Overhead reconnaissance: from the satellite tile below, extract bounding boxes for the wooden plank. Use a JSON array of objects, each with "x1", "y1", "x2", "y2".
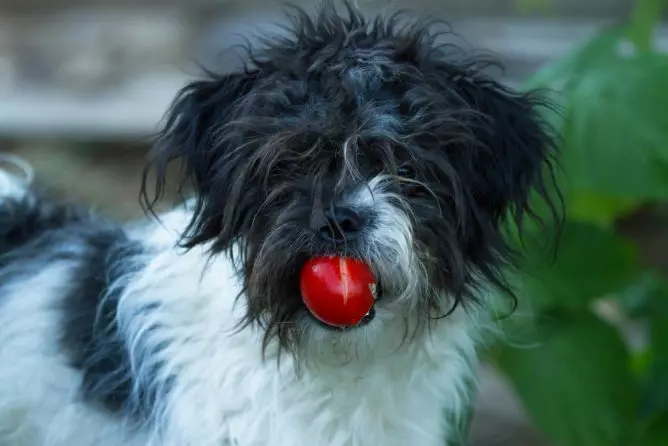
[
  {"x1": 0, "y1": 0, "x2": 636, "y2": 18},
  {"x1": 1, "y1": 17, "x2": 666, "y2": 141}
]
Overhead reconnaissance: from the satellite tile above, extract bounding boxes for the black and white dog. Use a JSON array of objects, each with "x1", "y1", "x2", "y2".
[{"x1": 0, "y1": 4, "x2": 559, "y2": 446}]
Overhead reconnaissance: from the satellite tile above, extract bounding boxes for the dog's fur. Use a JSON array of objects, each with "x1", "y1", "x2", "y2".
[{"x1": 0, "y1": 4, "x2": 559, "y2": 446}]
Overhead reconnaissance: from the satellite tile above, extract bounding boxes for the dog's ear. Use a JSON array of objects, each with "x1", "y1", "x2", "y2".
[
  {"x1": 141, "y1": 70, "x2": 258, "y2": 247},
  {"x1": 449, "y1": 75, "x2": 561, "y2": 228}
]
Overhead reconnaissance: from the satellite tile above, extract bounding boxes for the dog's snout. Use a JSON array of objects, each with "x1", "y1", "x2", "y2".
[{"x1": 318, "y1": 206, "x2": 365, "y2": 241}]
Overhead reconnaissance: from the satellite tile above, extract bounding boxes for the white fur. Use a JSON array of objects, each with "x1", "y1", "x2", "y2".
[
  {"x1": 349, "y1": 174, "x2": 429, "y2": 306},
  {"x1": 0, "y1": 168, "x2": 484, "y2": 446}
]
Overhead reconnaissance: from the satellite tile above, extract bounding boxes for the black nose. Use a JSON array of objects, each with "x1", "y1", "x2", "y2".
[{"x1": 317, "y1": 206, "x2": 365, "y2": 241}]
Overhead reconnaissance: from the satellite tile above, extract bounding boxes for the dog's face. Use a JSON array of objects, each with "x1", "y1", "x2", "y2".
[{"x1": 144, "y1": 5, "x2": 559, "y2": 355}]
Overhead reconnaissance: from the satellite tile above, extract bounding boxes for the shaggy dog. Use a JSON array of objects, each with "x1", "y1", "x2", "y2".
[{"x1": 0, "y1": 4, "x2": 559, "y2": 446}]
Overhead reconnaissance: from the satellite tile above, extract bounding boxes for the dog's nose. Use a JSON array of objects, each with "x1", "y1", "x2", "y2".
[{"x1": 317, "y1": 206, "x2": 365, "y2": 241}]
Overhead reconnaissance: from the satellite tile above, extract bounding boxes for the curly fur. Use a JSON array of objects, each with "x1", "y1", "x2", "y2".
[
  {"x1": 142, "y1": 3, "x2": 560, "y2": 351},
  {"x1": 0, "y1": 3, "x2": 560, "y2": 446}
]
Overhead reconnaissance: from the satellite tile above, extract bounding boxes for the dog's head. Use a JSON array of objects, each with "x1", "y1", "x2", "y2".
[{"x1": 143, "y1": 3, "x2": 561, "y2": 357}]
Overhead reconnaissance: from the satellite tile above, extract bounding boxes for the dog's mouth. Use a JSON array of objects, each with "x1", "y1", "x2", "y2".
[
  {"x1": 306, "y1": 278, "x2": 384, "y2": 332},
  {"x1": 280, "y1": 252, "x2": 388, "y2": 332}
]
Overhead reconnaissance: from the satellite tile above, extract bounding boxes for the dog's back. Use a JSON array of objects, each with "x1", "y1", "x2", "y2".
[{"x1": 0, "y1": 164, "x2": 147, "y2": 446}]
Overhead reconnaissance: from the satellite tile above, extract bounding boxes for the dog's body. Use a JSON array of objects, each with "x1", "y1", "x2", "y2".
[
  {"x1": 0, "y1": 4, "x2": 559, "y2": 446},
  {"x1": 0, "y1": 182, "x2": 478, "y2": 446}
]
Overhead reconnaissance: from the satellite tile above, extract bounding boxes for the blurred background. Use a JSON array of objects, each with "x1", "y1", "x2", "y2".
[{"x1": 1, "y1": 1, "x2": 667, "y2": 445}]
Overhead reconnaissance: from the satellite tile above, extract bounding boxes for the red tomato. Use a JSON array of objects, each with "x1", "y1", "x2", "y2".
[{"x1": 300, "y1": 257, "x2": 376, "y2": 327}]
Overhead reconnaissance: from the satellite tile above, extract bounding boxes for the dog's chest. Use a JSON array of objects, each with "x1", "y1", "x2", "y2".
[
  {"x1": 160, "y1": 325, "x2": 474, "y2": 446},
  {"x1": 134, "y1": 222, "x2": 478, "y2": 446},
  {"x1": 217, "y1": 360, "x2": 452, "y2": 445}
]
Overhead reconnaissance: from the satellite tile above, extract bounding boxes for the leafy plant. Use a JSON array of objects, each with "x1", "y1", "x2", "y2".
[{"x1": 487, "y1": 0, "x2": 668, "y2": 445}]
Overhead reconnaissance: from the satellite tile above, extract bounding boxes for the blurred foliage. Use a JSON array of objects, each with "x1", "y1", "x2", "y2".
[{"x1": 488, "y1": 0, "x2": 668, "y2": 445}]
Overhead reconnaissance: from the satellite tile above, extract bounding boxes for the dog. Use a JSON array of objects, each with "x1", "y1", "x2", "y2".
[{"x1": 0, "y1": 3, "x2": 560, "y2": 446}]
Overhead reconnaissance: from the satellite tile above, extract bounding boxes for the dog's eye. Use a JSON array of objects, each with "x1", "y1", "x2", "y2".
[
  {"x1": 397, "y1": 165, "x2": 415, "y2": 178},
  {"x1": 396, "y1": 166, "x2": 430, "y2": 199},
  {"x1": 402, "y1": 183, "x2": 430, "y2": 199}
]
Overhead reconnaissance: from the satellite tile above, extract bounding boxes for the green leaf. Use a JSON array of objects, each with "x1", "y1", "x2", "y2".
[
  {"x1": 526, "y1": 27, "x2": 668, "y2": 206},
  {"x1": 567, "y1": 189, "x2": 640, "y2": 227},
  {"x1": 495, "y1": 311, "x2": 637, "y2": 446},
  {"x1": 523, "y1": 29, "x2": 627, "y2": 91},
  {"x1": 627, "y1": 0, "x2": 668, "y2": 51},
  {"x1": 631, "y1": 348, "x2": 653, "y2": 379},
  {"x1": 563, "y1": 48, "x2": 668, "y2": 200},
  {"x1": 614, "y1": 277, "x2": 668, "y2": 445},
  {"x1": 524, "y1": 151, "x2": 640, "y2": 228},
  {"x1": 641, "y1": 285, "x2": 668, "y2": 417},
  {"x1": 519, "y1": 221, "x2": 639, "y2": 310},
  {"x1": 635, "y1": 413, "x2": 668, "y2": 446}
]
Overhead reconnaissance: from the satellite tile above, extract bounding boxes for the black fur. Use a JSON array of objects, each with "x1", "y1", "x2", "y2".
[
  {"x1": 0, "y1": 196, "x2": 91, "y2": 267},
  {"x1": 0, "y1": 195, "x2": 145, "y2": 417},
  {"x1": 143, "y1": 2, "x2": 562, "y2": 351},
  {"x1": 62, "y1": 227, "x2": 145, "y2": 416}
]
